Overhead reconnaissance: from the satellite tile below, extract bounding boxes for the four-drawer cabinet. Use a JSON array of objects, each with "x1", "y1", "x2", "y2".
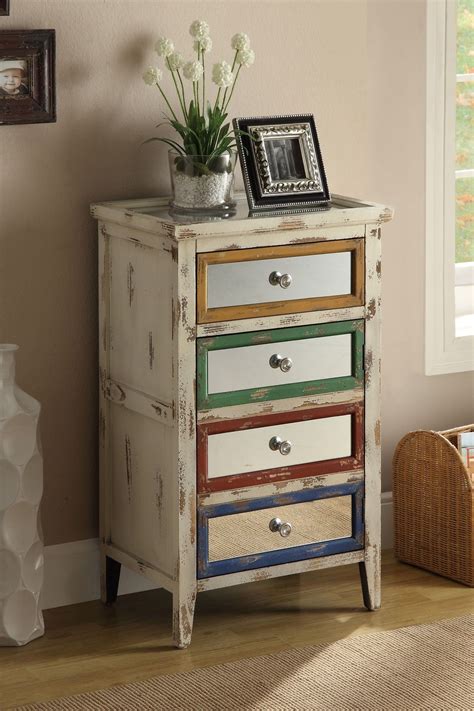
[{"x1": 91, "y1": 194, "x2": 393, "y2": 648}]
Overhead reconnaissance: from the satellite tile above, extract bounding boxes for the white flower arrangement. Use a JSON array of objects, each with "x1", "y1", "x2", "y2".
[
  {"x1": 212, "y1": 61, "x2": 233, "y2": 88},
  {"x1": 231, "y1": 33, "x2": 250, "y2": 51},
  {"x1": 189, "y1": 20, "x2": 210, "y2": 41},
  {"x1": 142, "y1": 19, "x2": 255, "y2": 172},
  {"x1": 142, "y1": 66, "x2": 162, "y2": 85},
  {"x1": 236, "y1": 48, "x2": 255, "y2": 68},
  {"x1": 167, "y1": 52, "x2": 184, "y2": 71},
  {"x1": 155, "y1": 37, "x2": 174, "y2": 58},
  {"x1": 183, "y1": 60, "x2": 204, "y2": 82},
  {"x1": 194, "y1": 36, "x2": 212, "y2": 53}
]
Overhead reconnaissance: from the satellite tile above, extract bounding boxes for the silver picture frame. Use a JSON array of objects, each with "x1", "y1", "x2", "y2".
[{"x1": 233, "y1": 114, "x2": 330, "y2": 212}]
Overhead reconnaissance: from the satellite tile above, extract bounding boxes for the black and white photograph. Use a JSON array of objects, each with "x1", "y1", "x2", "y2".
[
  {"x1": 234, "y1": 114, "x2": 330, "y2": 211},
  {"x1": 264, "y1": 137, "x2": 307, "y2": 182},
  {"x1": 0, "y1": 59, "x2": 29, "y2": 97}
]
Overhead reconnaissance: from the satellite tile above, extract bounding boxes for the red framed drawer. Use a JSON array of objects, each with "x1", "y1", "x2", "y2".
[{"x1": 197, "y1": 402, "x2": 364, "y2": 494}]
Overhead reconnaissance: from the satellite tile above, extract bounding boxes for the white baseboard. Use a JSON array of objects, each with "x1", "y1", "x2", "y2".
[
  {"x1": 381, "y1": 490, "x2": 393, "y2": 550},
  {"x1": 42, "y1": 539, "x2": 157, "y2": 610},
  {"x1": 43, "y1": 492, "x2": 394, "y2": 610}
]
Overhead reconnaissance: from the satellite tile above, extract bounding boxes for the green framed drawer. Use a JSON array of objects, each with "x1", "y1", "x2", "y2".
[{"x1": 197, "y1": 320, "x2": 364, "y2": 410}]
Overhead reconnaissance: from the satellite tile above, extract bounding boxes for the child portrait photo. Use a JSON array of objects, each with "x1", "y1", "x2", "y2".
[
  {"x1": 0, "y1": 59, "x2": 29, "y2": 97},
  {"x1": 0, "y1": 29, "x2": 55, "y2": 124}
]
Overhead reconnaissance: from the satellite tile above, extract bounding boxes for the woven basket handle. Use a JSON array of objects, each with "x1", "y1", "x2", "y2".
[{"x1": 439, "y1": 424, "x2": 474, "y2": 437}]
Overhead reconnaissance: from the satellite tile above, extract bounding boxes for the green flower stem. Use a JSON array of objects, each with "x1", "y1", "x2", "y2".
[
  {"x1": 166, "y1": 57, "x2": 187, "y2": 121},
  {"x1": 213, "y1": 87, "x2": 221, "y2": 113},
  {"x1": 223, "y1": 63, "x2": 242, "y2": 113},
  {"x1": 221, "y1": 50, "x2": 238, "y2": 110},
  {"x1": 195, "y1": 47, "x2": 200, "y2": 115},
  {"x1": 202, "y1": 51, "x2": 206, "y2": 115},
  {"x1": 176, "y1": 69, "x2": 188, "y2": 121},
  {"x1": 155, "y1": 81, "x2": 178, "y2": 122}
]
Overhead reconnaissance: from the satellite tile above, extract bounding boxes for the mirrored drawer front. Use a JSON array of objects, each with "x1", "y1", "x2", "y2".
[
  {"x1": 197, "y1": 240, "x2": 365, "y2": 324},
  {"x1": 197, "y1": 320, "x2": 364, "y2": 410},
  {"x1": 197, "y1": 402, "x2": 364, "y2": 493},
  {"x1": 197, "y1": 482, "x2": 364, "y2": 578}
]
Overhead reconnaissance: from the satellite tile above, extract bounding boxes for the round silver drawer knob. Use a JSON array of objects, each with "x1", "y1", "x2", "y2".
[
  {"x1": 269, "y1": 517, "x2": 292, "y2": 537},
  {"x1": 269, "y1": 436, "x2": 292, "y2": 455},
  {"x1": 269, "y1": 271, "x2": 292, "y2": 289},
  {"x1": 269, "y1": 354, "x2": 293, "y2": 372}
]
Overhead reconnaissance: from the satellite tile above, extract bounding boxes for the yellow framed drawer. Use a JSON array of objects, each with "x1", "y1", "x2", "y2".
[{"x1": 197, "y1": 239, "x2": 365, "y2": 324}]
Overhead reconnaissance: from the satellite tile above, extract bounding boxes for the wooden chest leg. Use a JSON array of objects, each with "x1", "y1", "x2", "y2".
[
  {"x1": 359, "y1": 551, "x2": 381, "y2": 611},
  {"x1": 101, "y1": 553, "x2": 121, "y2": 605},
  {"x1": 172, "y1": 590, "x2": 196, "y2": 649}
]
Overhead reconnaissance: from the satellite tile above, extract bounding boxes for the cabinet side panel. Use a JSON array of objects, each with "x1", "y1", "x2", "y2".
[
  {"x1": 109, "y1": 404, "x2": 175, "y2": 578},
  {"x1": 108, "y1": 233, "x2": 173, "y2": 402}
]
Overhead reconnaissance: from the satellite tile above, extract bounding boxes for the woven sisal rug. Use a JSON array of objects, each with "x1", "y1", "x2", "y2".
[{"x1": 17, "y1": 615, "x2": 474, "y2": 710}]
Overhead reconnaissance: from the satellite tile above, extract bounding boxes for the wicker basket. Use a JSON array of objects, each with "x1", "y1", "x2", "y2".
[{"x1": 393, "y1": 425, "x2": 474, "y2": 586}]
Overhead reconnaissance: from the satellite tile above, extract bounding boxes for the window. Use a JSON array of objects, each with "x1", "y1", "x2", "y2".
[{"x1": 426, "y1": 0, "x2": 474, "y2": 374}]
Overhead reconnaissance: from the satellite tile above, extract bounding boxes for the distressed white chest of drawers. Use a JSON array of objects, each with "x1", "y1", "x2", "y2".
[{"x1": 91, "y1": 194, "x2": 393, "y2": 648}]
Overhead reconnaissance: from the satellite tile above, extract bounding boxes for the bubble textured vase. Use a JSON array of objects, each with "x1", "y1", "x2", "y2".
[
  {"x1": 168, "y1": 150, "x2": 237, "y2": 216},
  {"x1": 0, "y1": 345, "x2": 44, "y2": 646}
]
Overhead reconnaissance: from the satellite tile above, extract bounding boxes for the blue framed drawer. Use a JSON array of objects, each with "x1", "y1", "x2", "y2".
[{"x1": 197, "y1": 482, "x2": 364, "y2": 579}]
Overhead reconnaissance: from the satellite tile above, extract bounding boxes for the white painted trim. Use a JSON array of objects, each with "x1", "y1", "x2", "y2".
[
  {"x1": 381, "y1": 491, "x2": 393, "y2": 551},
  {"x1": 425, "y1": 0, "x2": 474, "y2": 375},
  {"x1": 42, "y1": 539, "x2": 157, "y2": 610},
  {"x1": 42, "y1": 494, "x2": 394, "y2": 610}
]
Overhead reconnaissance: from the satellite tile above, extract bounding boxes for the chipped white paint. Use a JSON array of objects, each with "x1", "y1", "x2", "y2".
[
  {"x1": 200, "y1": 469, "x2": 365, "y2": 508},
  {"x1": 171, "y1": 239, "x2": 197, "y2": 648},
  {"x1": 198, "y1": 388, "x2": 364, "y2": 424},
  {"x1": 197, "y1": 305, "x2": 365, "y2": 338},
  {"x1": 91, "y1": 193, "x2": 392, "y2": 647},
  {"x1": 197, "y1": 549, "x2": 365, "y2": 592},
  {"x1": 196, "y1": 223, "x2": 365, "y2": 254},
  {"x1": 103, "y1": 378, "x2": 174, "y2": 427},
  {"x1": 98, "y1": 222, "x2": 111, "y2": 603},
  {"x1": 91, "y1": 194, "x2": 393, "y2": 243},
  {"x1": 363, "y1": 227, "x2": 383, "y2": 609}
]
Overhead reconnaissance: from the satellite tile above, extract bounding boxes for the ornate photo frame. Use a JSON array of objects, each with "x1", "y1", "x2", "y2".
[
  {"x1": 233, "y1": 114, "x2": 330, "y2": 212},
  {"x1": 0, "y1": 29, "x2": 56, "y2": 125}
]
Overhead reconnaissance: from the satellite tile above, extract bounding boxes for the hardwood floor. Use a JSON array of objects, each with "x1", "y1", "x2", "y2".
[{"x1": 1, "y1": 551, "x2": 473, "y2": 709}]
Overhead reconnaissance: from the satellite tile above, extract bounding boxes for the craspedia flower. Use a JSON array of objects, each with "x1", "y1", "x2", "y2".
[
  {"x1": 183, "y1": 60, "x2": 204, "y2": 82},
  {"x1": 155, "y1": 36, "x2": 174, "y2": 57},
  {"x1": 167, "y1": 51, "x2": 184, "y2": 71},
  {"x1": 236, "y1": 48, "x2": 255, "y2": 67},
  {"x1": 231, "y1": 32, "x2": 250, "y2": 51},
  {"x1": 189, "y1": 20, "x2": 210, "y2": 40},
  {"x1": 193, "y1": 35, "x2": 213, "y2": 53},
  {"x1": 212, "y1": 61, "x2": 233, "y2": 87},
  {"x1": 143, "y1": 66, "x2": 162, "y2": 85}
]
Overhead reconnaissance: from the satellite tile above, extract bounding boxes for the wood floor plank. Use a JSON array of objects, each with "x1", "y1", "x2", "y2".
[{"x1": 1, "y1": 552, "x2": 473, "y2": 709}]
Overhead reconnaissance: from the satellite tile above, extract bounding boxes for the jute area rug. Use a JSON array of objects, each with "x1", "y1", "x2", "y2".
[{"x1": 18, "y1": 615, "x2": 474, "y2": 710}]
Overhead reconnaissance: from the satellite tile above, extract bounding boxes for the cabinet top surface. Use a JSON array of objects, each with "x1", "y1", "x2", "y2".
[{"x1": 91, "y1": 194, "x2": 394, "y2": 241}]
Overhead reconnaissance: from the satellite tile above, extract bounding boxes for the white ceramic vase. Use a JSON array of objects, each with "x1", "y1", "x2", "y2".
[{"x1": 0, "y1": 344, "x2": 44, "y2": 646}]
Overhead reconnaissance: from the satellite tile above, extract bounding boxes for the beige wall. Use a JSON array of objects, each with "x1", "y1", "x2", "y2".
[{"x1": 0, "y1": 0, "x2": 472, "y2": 545}]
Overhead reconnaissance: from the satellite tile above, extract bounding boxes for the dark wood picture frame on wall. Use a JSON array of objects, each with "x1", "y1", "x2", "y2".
[
  {"x1": 0, "y1": 29, "x2": 56, "y2": 125},
  {"x1": 0, "y1": 1, "x2": 10, "y2": 17}
]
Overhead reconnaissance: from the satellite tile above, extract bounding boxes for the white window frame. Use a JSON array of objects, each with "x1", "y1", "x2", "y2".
[{"x1": 425, "y1": 0, "x2": 474, "y2": 375}]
